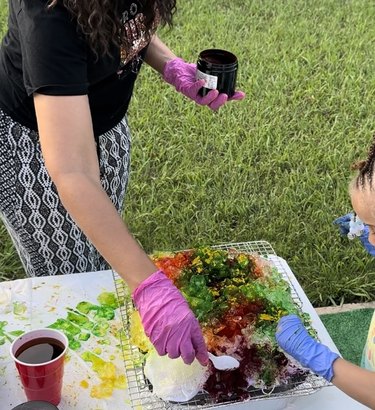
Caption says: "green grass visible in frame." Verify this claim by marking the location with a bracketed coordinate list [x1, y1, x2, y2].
[2, 1, 375, 307]
[320, 308, 374, 365]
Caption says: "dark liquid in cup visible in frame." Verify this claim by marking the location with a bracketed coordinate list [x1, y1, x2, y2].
[15, 337, 65, 364]
[203, 55, 231, 65]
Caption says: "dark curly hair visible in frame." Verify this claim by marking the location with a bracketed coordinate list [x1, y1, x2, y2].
[351, 134, 375, 190]
[48, 0, 177, 56]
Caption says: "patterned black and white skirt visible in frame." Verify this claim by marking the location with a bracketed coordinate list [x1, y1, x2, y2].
[0, 109, 131, 277]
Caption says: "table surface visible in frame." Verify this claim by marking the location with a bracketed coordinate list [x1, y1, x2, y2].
[0, 256, 369, 410]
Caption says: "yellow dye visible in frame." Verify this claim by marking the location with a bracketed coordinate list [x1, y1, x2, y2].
[80, 380, 89, 389]
[129, 310, 152, 352]
[259, 313, 274, 321]
[81, 351, 127, 399]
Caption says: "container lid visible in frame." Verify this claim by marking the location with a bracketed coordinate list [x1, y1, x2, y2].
[198, 49, 238, 67]
[11, 401, 59, 410]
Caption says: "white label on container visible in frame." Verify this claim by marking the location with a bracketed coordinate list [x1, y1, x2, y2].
[196, 69, 218, 90]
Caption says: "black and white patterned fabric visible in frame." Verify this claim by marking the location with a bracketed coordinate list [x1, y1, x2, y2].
[0, 109, 131, 277]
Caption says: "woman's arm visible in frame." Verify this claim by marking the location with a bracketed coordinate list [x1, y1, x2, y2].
[144, 34, 245, 110]
[33, 93, 156, 292]
[33, 93, 209, 366]
[332, 358, 375, 409]
[143, 34, 176, 74]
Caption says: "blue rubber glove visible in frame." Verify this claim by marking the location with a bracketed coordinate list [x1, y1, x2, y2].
[358, 225, 375, 256]
[333, 213, 375, 256]
[333, 213, 353, 236]
[276, 315, 339, 381]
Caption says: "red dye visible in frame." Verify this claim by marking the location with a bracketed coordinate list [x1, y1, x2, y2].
[155, 251, 192, 282]
[214, 300, 264, 337]
[150, 248, 311, 403]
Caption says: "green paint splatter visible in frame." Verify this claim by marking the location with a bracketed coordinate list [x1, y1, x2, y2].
[78, 332, 91, 341]
[92, 320, 110, 337]
[97, 339, 110, 345]
[76, 301, 97, 315]
[48, 318, 83, 350]
[13, 301, 27, 316]
[9, 330, 24, 337]
[97, 292, 119, 309]
[0, 320, 24, 344]
[47, 292, 121, 350]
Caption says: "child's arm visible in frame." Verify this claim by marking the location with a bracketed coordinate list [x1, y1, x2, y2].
[332, 358, 375, 409]
[276, 315, 375, 409]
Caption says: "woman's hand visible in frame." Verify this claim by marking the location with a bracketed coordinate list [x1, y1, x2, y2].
[163, 58, 245, 111]
[132, 270, 209, 366]
[276, 314, 339, 381]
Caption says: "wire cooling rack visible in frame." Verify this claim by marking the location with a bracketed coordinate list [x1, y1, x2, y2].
[112, 241, 329, 410]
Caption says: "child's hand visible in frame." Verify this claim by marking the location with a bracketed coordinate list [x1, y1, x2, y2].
[333, 213, 352, 236]
[333, 212, 375, 256]
[276, 315, 339, 381]
[357, 225, 375, 256]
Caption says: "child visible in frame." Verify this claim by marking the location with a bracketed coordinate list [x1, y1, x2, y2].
[333, 211, 375, 372]
[276, 136, 375, 409]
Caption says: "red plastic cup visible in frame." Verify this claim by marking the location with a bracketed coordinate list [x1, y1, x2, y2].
[10, 328, 68, 406]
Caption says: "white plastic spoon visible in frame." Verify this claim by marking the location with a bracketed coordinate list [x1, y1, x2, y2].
[208, 352, 240, 371]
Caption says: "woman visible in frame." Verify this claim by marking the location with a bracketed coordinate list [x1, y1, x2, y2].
[0, 0, 244, 365]
[276, 136, 375, 409]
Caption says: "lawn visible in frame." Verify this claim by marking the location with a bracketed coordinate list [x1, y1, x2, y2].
[1, 0, 375, 307]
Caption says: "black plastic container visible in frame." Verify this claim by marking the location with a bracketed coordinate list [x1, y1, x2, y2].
[11, 401, 59, 410]
[196, 49, 238, 98]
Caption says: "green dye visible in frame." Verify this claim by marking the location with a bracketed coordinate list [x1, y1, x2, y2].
[78, 332, 91, 341]
[92, 320, 110, 337]
[0, 320, 24, 343]
[49, 318, 81, 336]
[48, 319, 82, 350]
[67, 310, 92, 326]
[68, 338, 81, 350]
[9, 330, 24, 337]
[13, 301, 27, 316]
[76, 301, 97, 315]
[46, 292, 121, 350]
[0, 321, 8, 335]
[76, 301, 115, 321]
[94, 306, 115, 320]
[97, 292, 119, 309]
[97, 339, 111, 345]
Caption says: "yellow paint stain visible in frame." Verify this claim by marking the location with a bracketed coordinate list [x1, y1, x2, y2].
[259, 313, 274, 321]
[81, 351, 127, 399]
[91, 381, 114, 399]
[114, 374, 126, 389]
[80, 380, 89, 389]
[130, 310, 152, 352]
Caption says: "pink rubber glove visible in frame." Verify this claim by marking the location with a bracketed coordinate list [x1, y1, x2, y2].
[163, 58, 245, 111]
[132, 270, 209, 366]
